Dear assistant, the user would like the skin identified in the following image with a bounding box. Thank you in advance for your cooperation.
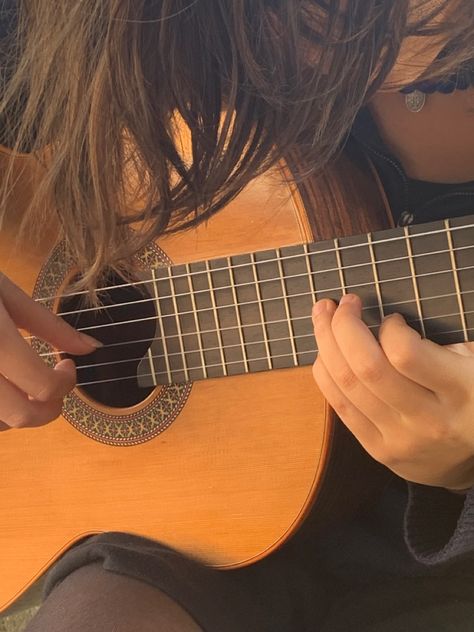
[312,293,474,492]
[0,273,101,430]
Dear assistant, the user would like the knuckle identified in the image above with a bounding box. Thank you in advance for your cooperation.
[32,378,60,402]
[336,367,358,391]
[425,422,452,444]
[32,370,73,402]
[46,399,64,422]
[384,340,415,372]
[377,447,404,470]
[332,397,352,420]
[6,411,36,429]
[357,360,384,385]
[6,399,62,428]
[369,444,389,465]
[312,358,324,383]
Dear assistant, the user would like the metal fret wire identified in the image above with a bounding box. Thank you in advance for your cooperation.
[76,322,474,388]
[227,255,249,373]
[445,219,469,342]
[367,232,385,322]
[169,269,189,382]
[186,262,208,378]
[404,226,426,338]
[34,221,474,306]
[37,302,474,375]
[276,248,298,367]
[250,252,272,370]
[205,259,227,376]
[24,261,474,342]
[150,268,172,383]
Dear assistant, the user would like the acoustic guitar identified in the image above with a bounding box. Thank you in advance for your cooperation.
[0,144,473,612]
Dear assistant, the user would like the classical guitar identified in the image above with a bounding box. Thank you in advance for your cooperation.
[0,146,473,612]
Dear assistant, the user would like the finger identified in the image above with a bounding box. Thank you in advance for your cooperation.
[0,302,77,401]
[446,342,474,357]
[0,373,65,428]
[313,297,397,431]
[313,356,382,452]
[0,273,102,354]
[328,294,435,414]
[380,313,473,397]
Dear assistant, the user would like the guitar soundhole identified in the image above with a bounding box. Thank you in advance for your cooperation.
[59,273,157,408]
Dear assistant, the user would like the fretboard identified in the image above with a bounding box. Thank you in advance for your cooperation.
[137,215,474,386]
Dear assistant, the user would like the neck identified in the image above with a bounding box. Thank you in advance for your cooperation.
[136,214,474,386]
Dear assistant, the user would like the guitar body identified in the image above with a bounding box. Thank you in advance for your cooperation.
[0,146,388,612]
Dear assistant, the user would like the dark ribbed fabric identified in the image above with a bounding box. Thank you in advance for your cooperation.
[405,485,474,565]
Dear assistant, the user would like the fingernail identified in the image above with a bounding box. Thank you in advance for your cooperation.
[339,293,356,306]
[312,300,330,319]
[54,358,76,373]
[383,312,405,323]
[79,332,104,348]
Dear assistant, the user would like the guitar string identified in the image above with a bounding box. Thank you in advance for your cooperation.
[34,306,474,380]
[54,303,474,375]
[34,221,474,304]
[34,283,474,361]
[75,323,474,388]
[52,243,474,320]
[24,262,474,342]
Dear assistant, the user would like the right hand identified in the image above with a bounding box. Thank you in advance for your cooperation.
[0,273,101,430]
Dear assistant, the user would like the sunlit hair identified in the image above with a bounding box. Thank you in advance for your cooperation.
[0,0,472,293]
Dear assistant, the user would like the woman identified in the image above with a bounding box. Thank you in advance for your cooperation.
[0,1,474,630]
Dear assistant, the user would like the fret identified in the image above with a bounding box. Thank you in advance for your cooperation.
[150,268,172,384]
[369,225,420,332]
[205,259,228,377]
[230,254,269,372]
[253,248,293,369]
[169,269,190,382]
[209,258,246,376]
[403,227,426,337]
[278,243,315,364]
[366,232,385,322]
[188,261,224,378]
[408,220,465,343]
[444,219,468,343]
[307,239,342,302]
[333,237,347,297]
[304,242,317,301]
[227,256,249,373]
[250,252,272,370]
[334,234,378,329]
[276,249,298,367]
[186,262,208,378]
[171,264,207,381]
[449,216,474,340]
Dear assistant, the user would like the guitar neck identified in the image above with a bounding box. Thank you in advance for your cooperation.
[138,214,474,386]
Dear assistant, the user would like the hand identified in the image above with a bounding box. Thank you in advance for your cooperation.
[0,273,101,430]
[312,293,474,492]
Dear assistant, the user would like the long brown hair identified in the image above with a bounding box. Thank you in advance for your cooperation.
[0,0,472,292]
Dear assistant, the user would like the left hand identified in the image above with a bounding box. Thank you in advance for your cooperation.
[312,293,474,492]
